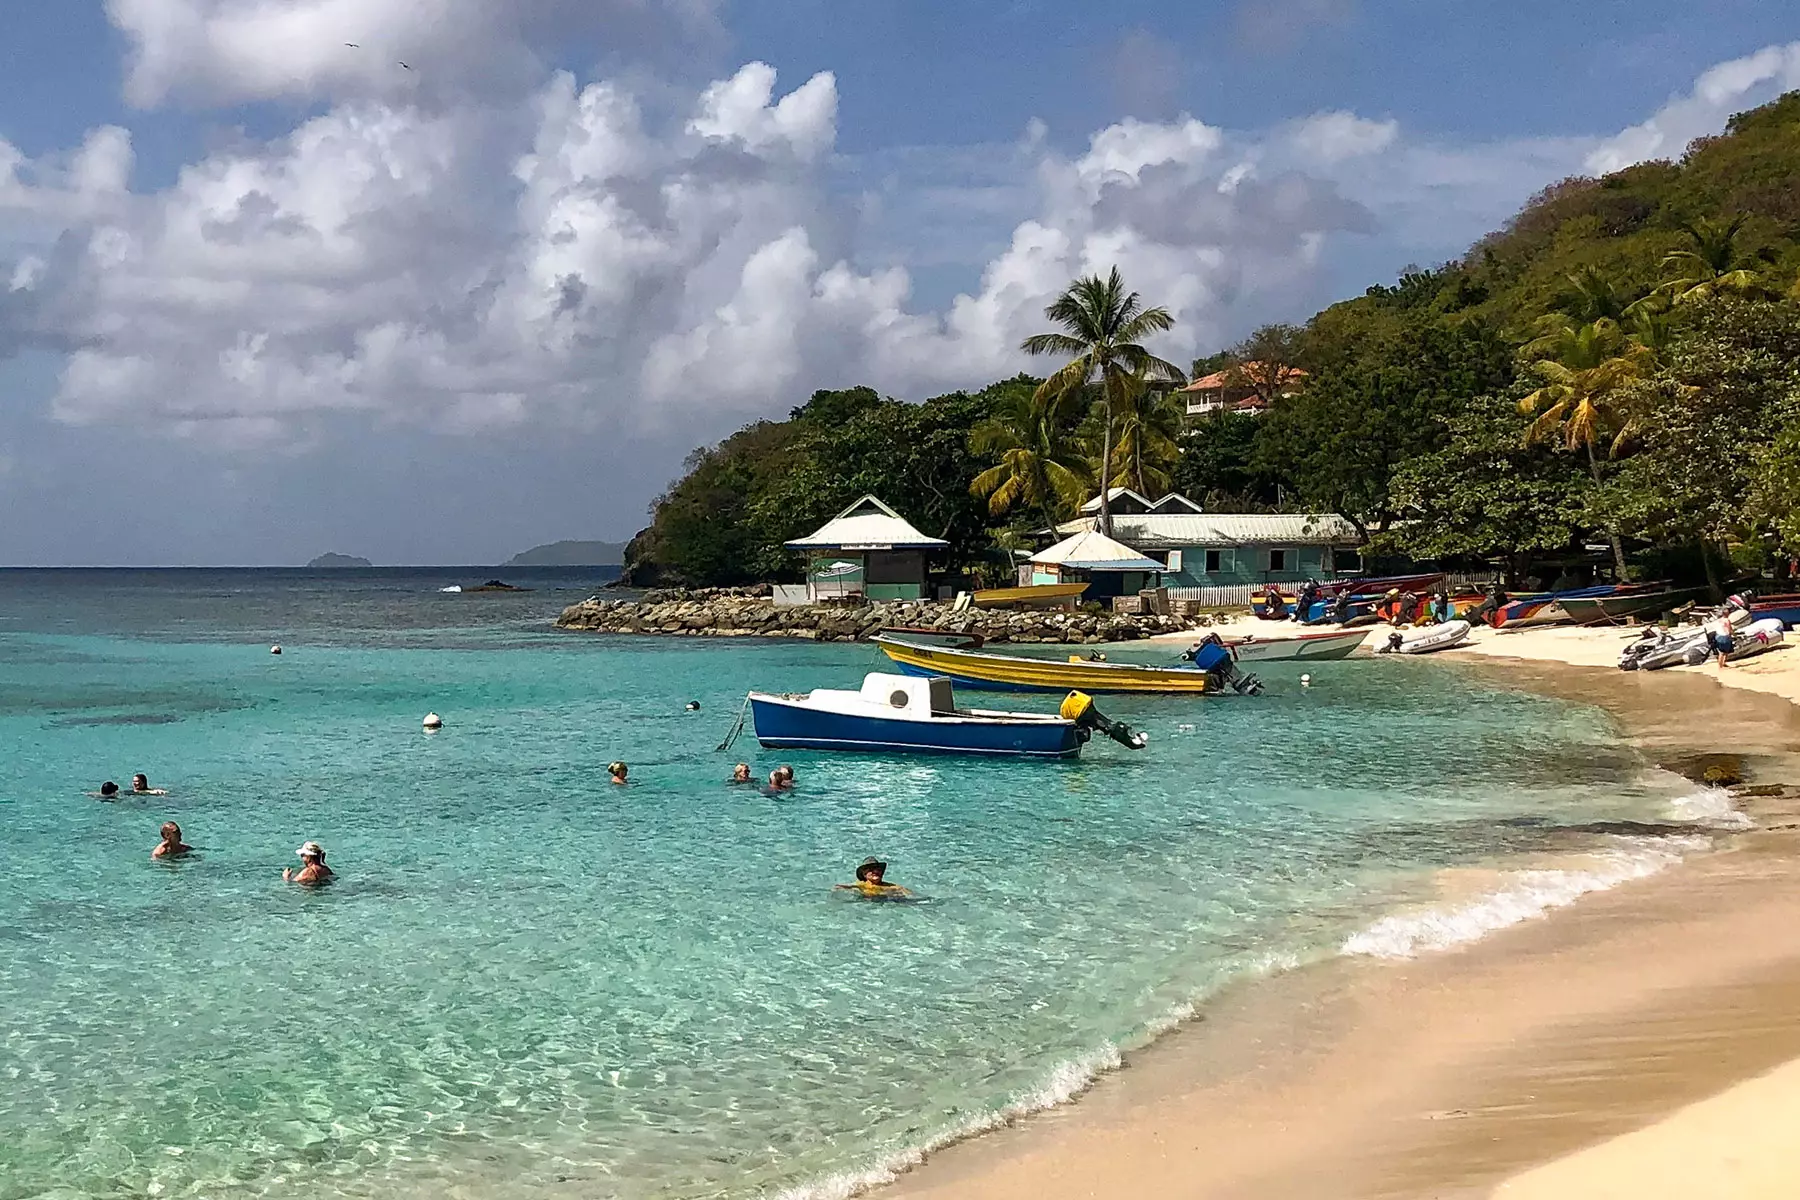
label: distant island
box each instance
[307,553,373,568]
[501,540,626,567]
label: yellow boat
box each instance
[970,582,1089,609]
[873,636,1219,694]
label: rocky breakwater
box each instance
[554,586,1214,644]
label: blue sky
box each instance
[0,1,1797,564]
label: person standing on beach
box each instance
[152,822,192,859]
[283,842,335,885]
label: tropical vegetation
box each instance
[620,91,1800,590]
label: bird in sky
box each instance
[344,41,359,47]
[398,61,413,70]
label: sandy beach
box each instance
[878,617,1800,1200]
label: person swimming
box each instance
[152,821,192,860]
[96,781,120,800]
[608,761,629,785]
[730,763,753,784]
[282,841,335,885]
[835,857,911,899]
[766,765,794,792]
[685,700,701,712]
[131,773,168,796]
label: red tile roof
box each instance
[1180,364,1309,392]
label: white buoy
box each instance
[1300,673,1312,688]
[422,712,443,730]
[270,644,282,655]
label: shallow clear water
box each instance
[0,570,1699,1199]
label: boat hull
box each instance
[878,626,985,649]
[876,637,1214,694]
[1561,587,1709,625]
[1226,629,1370,662]
[748,696,1081,757]
[971,583,1090,609]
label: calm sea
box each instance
[0,568,1715,1198]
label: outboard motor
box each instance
[1061,691,1146,749]
[1377,631,1405,655]
[1180,633,1264,695]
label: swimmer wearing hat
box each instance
[835,857,911,899]
[282,841,336,885]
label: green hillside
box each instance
[623,91,1800,589]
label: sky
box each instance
[1,2,1798,565]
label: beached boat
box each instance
[1222,627,1370,662]
[1725,617,1786,662]
[1558,586,1710,625]
[1750,594,1800,628]
[746,672,1144,757]
[877,626,985,649]
[1375,619,1471,655]
[874,635,1261,695]
[1492,583,1643,629]
[970,582,1090,609]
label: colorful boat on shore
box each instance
[1557,586,1711,625]
[970,582,1089,609]
[746,673,1144,757]
[873,635,1260,694]
[1491,583,1647,629]
[1749,593,1800,628]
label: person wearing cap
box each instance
[608,761,629,785]
[283,841,335,885]
[131,773,168,796]
[835,858,910,899]
[152,821,192,860]
[730,763,753,784]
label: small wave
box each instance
[1340,839,1706,961]
[438,585,463,593]
[776,1044,1122,1200]
[1665,787,1753,830]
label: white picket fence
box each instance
[1165,584,1256,607]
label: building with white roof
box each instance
[785,495,948,601]
[1054,492,1363,588]
[1026,529,1165,600]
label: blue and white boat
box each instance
[747,673,1144,758]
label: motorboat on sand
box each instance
[1375,620,1472,655]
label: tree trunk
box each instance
[1098,390,1114,540]
[1700,541,1722,600]
[1585,441,1628,578]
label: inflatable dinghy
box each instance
[1725,617,1785,662]
[1377,619,1472,655]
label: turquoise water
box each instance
[0,570,1699,1199]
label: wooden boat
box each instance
[1558,586,1710,625]
[1222,628,1370,662]
[878,626,985,649]
[970,582,1089,609]
[747,673,1143,757]
[1749,594,1800,628]
[1259,573,1442,621]
[874,635,1257,694]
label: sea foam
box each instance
[1340,838,1706,960]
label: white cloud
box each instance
[2,39,1794,454]
[106,0,723,107]
[1586,41,1800,173]
[1288,110,1398,163]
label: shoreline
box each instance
[855,639,1800,1200]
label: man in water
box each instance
[766,765,794,792]
[282,841,335,885]
[835,858,911,899]
[96,781,120,800]
[152,822,192,859]
[132,774,168,796]
[730,763,753,784]
[608,761,629,785]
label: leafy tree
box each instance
[1385,393,1591,584]
[1215,323,1310,405]
[1021,267,1184,537]
[969,383,1089,523]
[1255,316,1515,539]
[1172,411,1284,511]
[1657,215,1778,306]
[1096,370,1185,497]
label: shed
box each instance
[785,496,948,601]
[1028,529,1164,600]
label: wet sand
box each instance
[878,649,1800,1200]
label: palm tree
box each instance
[1658,215,1776,305]
[1518,320,1655,575]
[1021,268,1184,538]
[1099,370,1185,498]
[969,388,1090,523]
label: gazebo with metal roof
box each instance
[1027,529,1164,600]
[785,496,948,602]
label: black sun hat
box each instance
[855,857,887,881]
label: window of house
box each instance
[1268,548,1288,572]
[1165,550,1183,573]
[1204,549,1222,574]
[1336,548,1362,572]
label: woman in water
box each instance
[730,763,753,784]
[152,821,192,859]
[766,765,794,792]
[608,761,630,785]
[282,841,335,885]
[836,858,910,899]
[132,774,168,796]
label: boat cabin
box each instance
[858,673,957,716]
